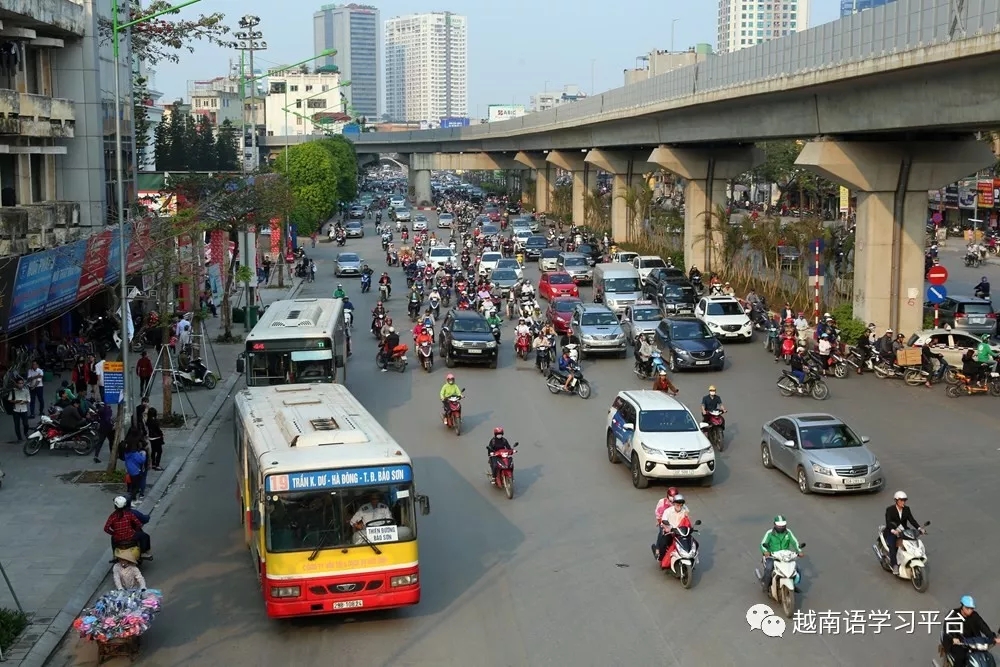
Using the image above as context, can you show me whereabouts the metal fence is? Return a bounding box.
[357,0,1000,146]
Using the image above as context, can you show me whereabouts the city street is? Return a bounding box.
[48,213,1000,667]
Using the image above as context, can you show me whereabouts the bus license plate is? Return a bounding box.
[334,600,364,610]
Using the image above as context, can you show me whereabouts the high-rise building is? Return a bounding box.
[313,4,380,122]
[840,0,894,16]
[717,0,810,54]
[385,12,467,124]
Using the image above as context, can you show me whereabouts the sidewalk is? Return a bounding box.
[0,276,304,665]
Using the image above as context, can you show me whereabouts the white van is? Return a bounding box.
[594,263,643,316]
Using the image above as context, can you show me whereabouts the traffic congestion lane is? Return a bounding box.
[47,217,1000,667]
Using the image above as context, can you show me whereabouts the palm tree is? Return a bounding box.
[694,204,744,276]
[615,185,640,243]
[584,188,609,234]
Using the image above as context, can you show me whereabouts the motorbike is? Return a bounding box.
[379,283,390,301]
[377,344,409,373]
[903,360,956,386]
[25,415,98,456]
[690,275,704,295]
[763,324,780,353]
[779,337,796,362]
[658,519,702,589]
[515,332,531,360]
[964,253,981,268]
[545,363,592,399]
[371,315,386,339]
[872,521,930,592]
[933,637,996,667]
[172,357,217,390]
[361,273,372,293]
[946,371,1000,397]
[381,237,390,251]
[535,343,553,373]
[846,346,876,374]
[872,355,906,380]
[701,410,725,452]
[443,391,464,435]
[633,350,666,380]
[418,340,434,372]
[427,298,441,320]
[755,545,806,618]
[487,442,519,499]
[407,298,422,322]
[776,365,829,400]
[809,350,849,379]
[336,234,347,247]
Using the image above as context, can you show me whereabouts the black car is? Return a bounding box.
[439,310,499,369]
[523,235,548,260]
[506,203,521,215]
[644,280,696,316]
[576,243,602,266]
[653,317,725,372]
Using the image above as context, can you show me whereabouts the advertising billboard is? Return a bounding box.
[487,105,525,123]
[440,117,470,128]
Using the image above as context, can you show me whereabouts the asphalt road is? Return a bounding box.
[48,213,1000,667]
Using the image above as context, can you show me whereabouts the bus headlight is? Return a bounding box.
[391,574,418,587]
[270,586,301,598]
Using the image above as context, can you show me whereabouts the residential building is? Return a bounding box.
[264,69,348,136]
[840,0,895,16]
[623,44,714,85]
[187,76,242,127]
[530,85,587,113]
[717,0,810,54]
[136,61,163,171]
[313,3,380,121]
[385,12,467,124]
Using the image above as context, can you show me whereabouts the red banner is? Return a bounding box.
[76,231,112,300]
[978,180,995,208]
[209,230,226,266]
[270,219,281,256]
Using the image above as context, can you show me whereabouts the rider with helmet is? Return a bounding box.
[439,373,462,421]
[974,334,996,385]
[652,368,678,395]
[486,426,513,483]
[333,284,346,299]
[974,275,991,300]
[701,386,725,421]
[104,495,151,556]
[653,494,690,562]
[883,490,923,574]
[759,515,802,591]
[379,272,392,297]
[380,327,400,371]
[635,332,656,376]
[942,595,998,667]
[789,347,807,383]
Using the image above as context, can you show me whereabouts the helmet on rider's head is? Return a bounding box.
[982,334,991,342]
[773,515,788,531]
[445,373,455,382]
[388,327,395,333]
[982,276,988,282]
[113,496,128,509]
[337,283,343,288]
[893,490,907,501]
[658,368,667,376]
[494,426,504,436]
[796,346,805,353]
[667,487,679,499]
[885,328,893,334]
[708,385,716,392]
[867,323,876,329]
[672,494,685,505]
[820,333,828,339]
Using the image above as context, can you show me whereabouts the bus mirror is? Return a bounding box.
[236,354,246,374]
[250,509,261,529]
[417,494,431,516]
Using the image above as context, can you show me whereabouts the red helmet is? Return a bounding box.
[494,426,504,436]
[667,487,679,498]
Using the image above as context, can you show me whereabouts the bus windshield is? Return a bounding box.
[266,483,417,553]
[247,347,335,385]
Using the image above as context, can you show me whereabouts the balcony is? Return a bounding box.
[0,202,82,255]
[0,90,75,139]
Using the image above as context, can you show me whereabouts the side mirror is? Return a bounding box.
[783,439,796,448]
[513,441,519,448]
[923,520,931,527]
[798,542,806,549]
[441,326,450,333]
[624,423,635,431]
[694,519,702,526]
[250,509,261,530]
[417,494,431,516]
[861,436,871,444]
[235,354,246,375]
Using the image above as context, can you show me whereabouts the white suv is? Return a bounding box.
[606,390,716,488]
[694,295,753,341]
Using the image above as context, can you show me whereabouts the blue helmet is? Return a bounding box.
[961,595,976,609]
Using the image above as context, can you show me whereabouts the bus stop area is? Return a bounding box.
[0,277,304,666]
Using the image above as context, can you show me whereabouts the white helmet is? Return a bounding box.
[113,495,129,509]
[893,490,908,501]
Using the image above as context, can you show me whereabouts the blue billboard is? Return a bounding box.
[8,250,57,330]
[440,117,470,129]
[46,240,87,315]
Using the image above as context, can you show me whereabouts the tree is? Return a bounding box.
[273,142,340,234]
[153,113,169,171]
[318,136,359,203]
[216,120,239,170]
[99,0,230,66]
[133,74,152,169]
[152,108,233,171]
[193,115,218,171]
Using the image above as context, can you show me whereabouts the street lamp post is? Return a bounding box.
[231,16,267,172]
[111,0,202,420]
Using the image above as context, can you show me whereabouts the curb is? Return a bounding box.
[15,277,304,667]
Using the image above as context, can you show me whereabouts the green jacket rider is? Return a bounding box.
[975,335,995,363]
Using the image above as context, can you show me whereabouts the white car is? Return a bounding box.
[606,390,716,488]
[438,213,454,228]
[632,255,668,283]
[695,295,753,341]
[428,247,455,269]
[908,328,1000,367]
[494,257,523,280]
[478,251,503,277]
[412,214,428,231]
[394,208,411,223]
[513,229,533,248]
[389,195,406,208]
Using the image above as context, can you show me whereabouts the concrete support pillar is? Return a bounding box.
[584,150,659,242]
[408,168,432,207]
[547,151,588,226]
[648,145,760,274]
[796,139,996,334]
[514,152,552,213]
[505,171,516,197]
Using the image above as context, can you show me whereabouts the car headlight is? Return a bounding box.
[452,340,467,348]
[870,458,881,472]
[391,574,418,587]
[485,341,496,348]
[812,464,833,476]
[675,348,691,357]
[270,586,300,598]
[640,443,661,456]
[707,322,720,329]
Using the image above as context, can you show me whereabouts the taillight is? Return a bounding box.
[955,313,966,318]
[987,313,997,319]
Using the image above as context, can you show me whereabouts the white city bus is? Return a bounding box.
[234,383,430,618]
[242,298,347,385]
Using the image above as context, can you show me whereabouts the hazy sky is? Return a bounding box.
[156,0,841,116]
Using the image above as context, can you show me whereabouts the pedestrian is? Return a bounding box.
[26,360,44,418]
[123,434,146,501]
[8,377,30,442]
[93,399,115,463]
[94,353,106,402]
[147,408,164,471]
[135,350,153,397]
[71,357,88,396]
[86,354,99,400]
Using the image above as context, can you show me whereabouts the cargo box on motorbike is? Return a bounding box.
[896,348,921,366]
[393,344,409,355]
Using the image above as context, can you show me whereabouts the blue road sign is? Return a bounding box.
[926,285,948,304]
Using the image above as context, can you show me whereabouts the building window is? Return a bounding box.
[307,99,326,109]
[305,85,313,91]
[321,85,329,92]
[30,154,45,203]
[0,154,17,206]
[290,85,298,92]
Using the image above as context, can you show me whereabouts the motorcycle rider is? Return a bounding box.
[654,487,681,524]
[816,332,833,374]
[486,310,503,333]
[557,347,578,391]
[104,495,151,556]
[746,288,762,309]
[514,317,532,343]
[653,368,679,395]
[759,515,802,592]
[920,342,946,387]
[653,494,690,563]
[942,595,999,667]
[486,426,513,484]
[440,373,462,422]
[379,327,400,372]
[883,490,923,575]
[635,332,656,376]
[379,272,392,297]
[688,264,702,283]
[333,284,346,299]
[974,276,991,300]
[532,329,552,370]
[877,328,895,362]
[855,323,876,373]
[700,386,726,424]
[975,334,996,384]
[59,396,89,434]
[789,346,808,384]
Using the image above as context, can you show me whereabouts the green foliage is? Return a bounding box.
[194,118,218,171]
[830,303,868,345]
[753,140,838,203]
[215,120,239,171]
[102,0,230,65]
[154,107,236,172]
[0,607,28,651]
[274,142,344,233]
[318,136,359,203]
[133,73,152,167]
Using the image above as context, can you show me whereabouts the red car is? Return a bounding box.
[538,271,581,300]
[546,296,582,335]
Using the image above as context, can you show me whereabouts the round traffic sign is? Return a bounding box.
[932,212,943,224]
[926,265,948,285]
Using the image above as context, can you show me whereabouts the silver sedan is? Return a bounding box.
[334,252,364,277]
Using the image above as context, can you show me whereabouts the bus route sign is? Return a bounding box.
[266,465,412,492]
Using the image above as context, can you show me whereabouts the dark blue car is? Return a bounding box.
[653,317,725,372]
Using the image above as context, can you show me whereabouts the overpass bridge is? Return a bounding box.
[260,0,1000,334]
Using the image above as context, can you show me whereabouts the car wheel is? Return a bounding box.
[445,351,456,368]
[630,452,649,489]
[796,467,811,494]
[606,430,620,464]
[618,349,627,359]
[761,443,774,469]
[488,356,498,369]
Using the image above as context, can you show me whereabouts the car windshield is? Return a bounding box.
[452,317,491,333]
[706,302,745,316]
[347,221,361,228]
[663,284,694,299]
[604,277,640,292]
[430,249,452,257]
[962,303,993,315]
[338,254,359,262]
[541,249,560,257]
[638,409,699,433]
[581,312,618,326]
[265,483,417,553]
[497,260,518,268]
[671,321,713,340]
[799,424,864,450]
[547,273,573,285]
[414,216,427,222]
[482,253,501,262]
[491,269,517,281]
[529,238,548,248]
[642,258,666,268]
[563,257,587,268]
[554,300,579,312]
[632,308,661,322]
[440,214,453,219]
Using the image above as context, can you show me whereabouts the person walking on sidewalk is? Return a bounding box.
[8,377,30,442]
[123,435,147,501]
[93,400,115,463]
[72,357,89,396]
[26,360,44,418]
[135,350,153,398]
[94,353,106,403]
[147,408,164,471]
[86,354,99,401]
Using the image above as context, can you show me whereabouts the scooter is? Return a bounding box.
[776,366,829,400]
[443,391,464,435]
[545,363,591,399]
[418,340,434,372]
[659,519,702,589]
[377,344,408,373]
[755,545,807,618]
[487,442,518,499]
[514,332,531,360]
[872,521,930,592]
[24,415,98,456]
[933,637,996,667]
[172,357,218,390]
[946,371,1000,397]
[633,350,665,380]
[701,410,725,452]
[360,273,372,293]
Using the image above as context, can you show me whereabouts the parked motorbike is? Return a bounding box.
[515,332,531,360]
[872,521,930,592]
[701,410,725,452]
[545,363,592,399]
[25,415,98,456]
[658,519,701,589]
[377,344,409,373]
[776,366,829,400]
[946,371,1000,397]
[487,441,518,499]
[418,340,434,372]
[809,351,849,379]
[172,357,217,390]
[755,546,806,618]
[443,391,464,435]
